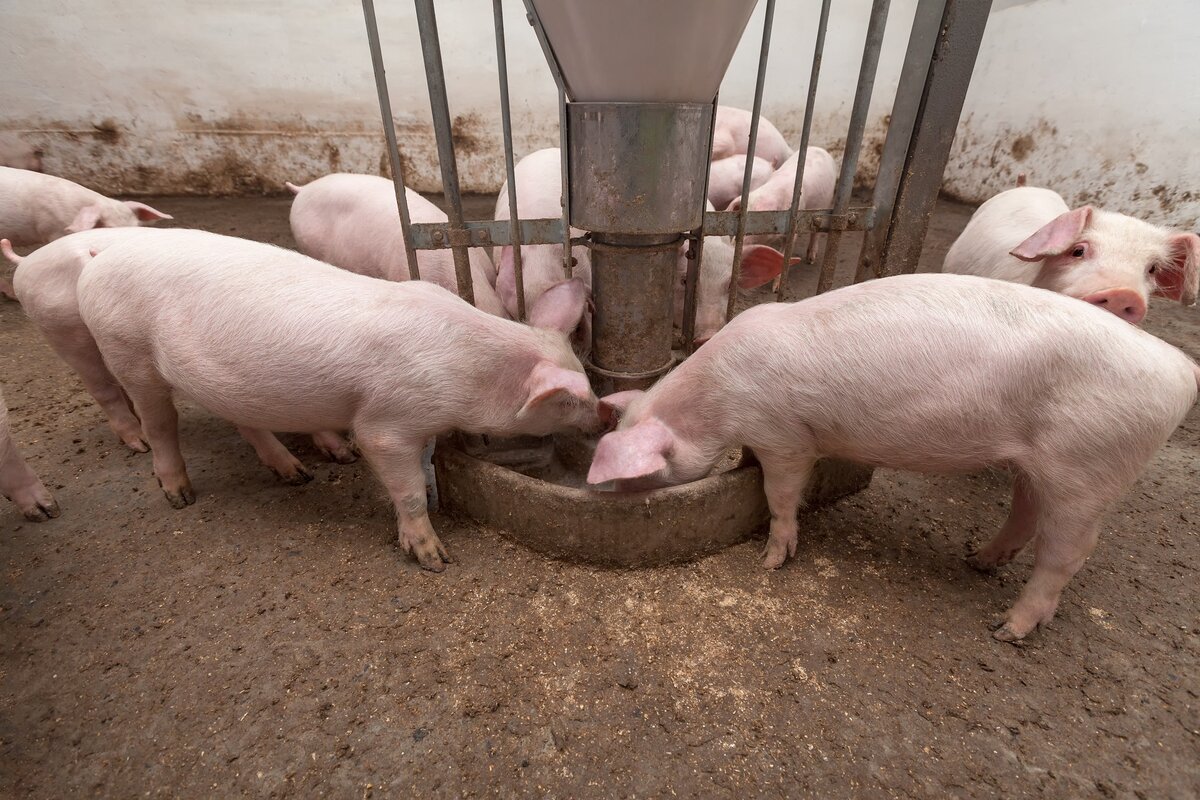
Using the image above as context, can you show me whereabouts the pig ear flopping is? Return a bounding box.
[738,245,802,289]
[65,205,104,234]
[598,390,645,428]
[1155,232,1199,307]
[587,420,674,485]
[1010,206,1093,262]
[517,360,594,419]
[528,278,588,335]
[124,201,173,222]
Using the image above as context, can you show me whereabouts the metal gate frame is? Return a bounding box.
[359,0,991,335]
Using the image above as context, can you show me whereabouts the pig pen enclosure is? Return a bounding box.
[2,1,1200,797]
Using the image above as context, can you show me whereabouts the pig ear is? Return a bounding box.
[124,201,172,222]
[518,360,594,419]
[587,420,673,485]
[598,389,645,428]
[1156,232,1200,306]
[738,245,800,289]
[1010,206,1093,262]
[528,278,588,335]
[65,205,103,234]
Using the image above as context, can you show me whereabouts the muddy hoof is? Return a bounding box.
[21,498,60,522]
[964,550,997,573]
[164,485,196,509]
[402,532,451,572]
[272,464,313,486]
[124,437,150,454]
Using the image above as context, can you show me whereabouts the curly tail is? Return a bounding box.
[285,181,304,195]
[1,239,22,266]
[1016,173,1027,187]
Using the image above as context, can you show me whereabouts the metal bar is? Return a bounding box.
[726,0,777,322]
[874,0,993,276]
[413,0,474,305]
[360,0,421,281]
[856,0,947,283]
[493,0,526,320]
[682,95,720,353]
[775,0,832,302]
[406,209,875,250]
[815,0,892,296]
[558,88,573,279]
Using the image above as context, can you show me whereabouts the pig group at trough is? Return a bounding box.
[0,103,1197,643]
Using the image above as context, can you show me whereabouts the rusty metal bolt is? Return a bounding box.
[478,229,491,243]
[432,230,444,243]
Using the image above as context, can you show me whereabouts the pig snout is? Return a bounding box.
[1081,288,1146,324]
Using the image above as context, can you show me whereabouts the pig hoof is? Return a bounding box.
[321,446,357,465]
[125,437,151,454]
[21,499,60,522]
[271,463,313,485]
[402,533,451,572]
[760,545,788,570]
[163,485,196,509]
[964,551,997,573]
[989,617,1034,643]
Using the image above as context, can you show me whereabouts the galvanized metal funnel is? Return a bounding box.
[529,0,758,102]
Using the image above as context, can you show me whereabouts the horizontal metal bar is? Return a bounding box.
[405,209,875,251]
[409,218,567,249]
[704,208,875,237]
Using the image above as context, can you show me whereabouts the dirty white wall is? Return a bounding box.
[1,0,1196,227]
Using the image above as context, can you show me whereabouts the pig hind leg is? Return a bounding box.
[759,451,817,569]
[355,425,450,572]
[119,372,194,508]
[236,427,313,485]
[990,479,1108,642]
[966,473,1039,572]
[43,326,149,452]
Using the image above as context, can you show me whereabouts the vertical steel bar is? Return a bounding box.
[874,0,993,276]
[413,0,474,305]
[726,0,777,322]
[774,0,832,302]
[681,96,720,353]
[815,0,892,295]
[856,0,947,283]
[493,0,526,320]
[361,0,421,281]
[558,88,573,279]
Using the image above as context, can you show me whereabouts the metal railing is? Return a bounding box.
[359,0,991,328]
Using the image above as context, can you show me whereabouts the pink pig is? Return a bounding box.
[727,146,838,264]
[7,231,358,469]
[286,173,508,318]
[1,385,59,522]
[943,186,1199,324]
[711,106,792,168]
[0,133,43,172]
[494,148,594,350]
[75,229,601,571]
[589,273,1200,642]
[708,155,775,211]
[0,166,171,247]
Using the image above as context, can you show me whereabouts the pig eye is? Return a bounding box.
[1070,245,1086,258]
[1147,264,1157,275]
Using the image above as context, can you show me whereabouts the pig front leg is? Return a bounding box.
[966,474,1039,572]
[0,441,59,521]
[356,427,450,572]
[236,427,313,485]
[991,491,1104,643]
[310,430,358,464]
[758,452,816,569]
